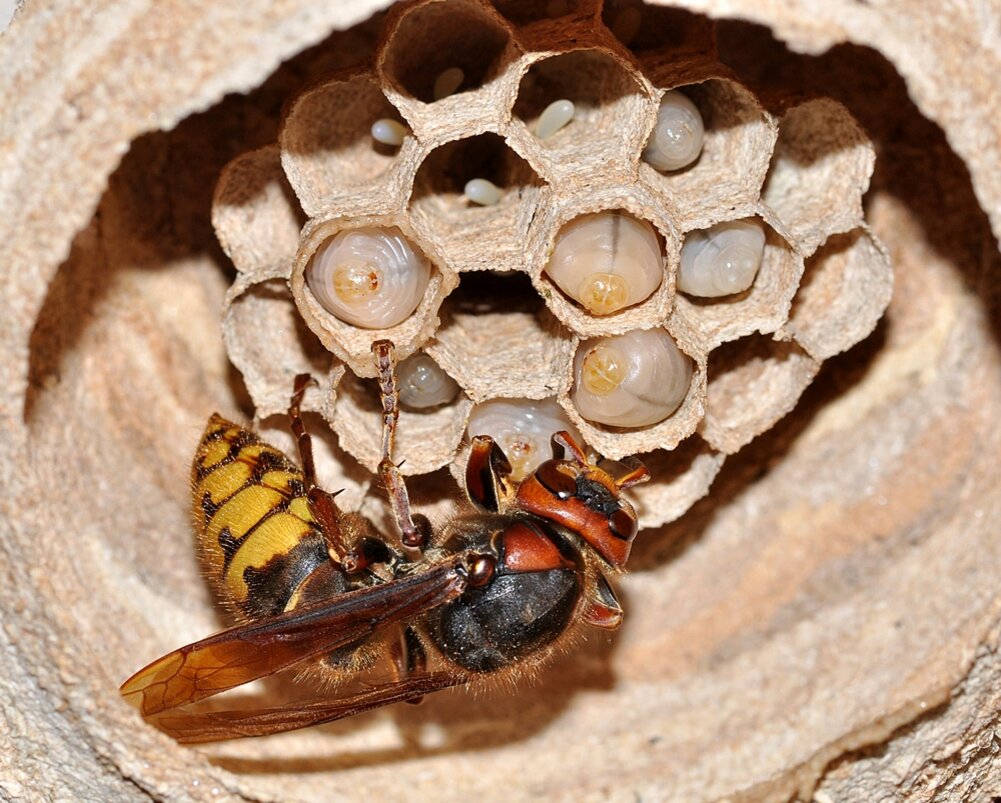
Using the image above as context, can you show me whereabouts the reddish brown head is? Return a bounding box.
[465,431,649,568]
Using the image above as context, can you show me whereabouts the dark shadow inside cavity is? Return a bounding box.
[706,332,806,387]
[383,0,512,103]
[410,133,542,212]
[601,0,714,54]
[513,50,643,137]
[491,0,582,26]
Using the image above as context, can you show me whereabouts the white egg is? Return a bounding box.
[370,118,409,147]
[467,398,581,480]
[464,178,503,206]
[306,227,431,329]
[545,211,663,316]
[643,89,705,172]
[678,219,766,297]
[572,329,692,427]
[535,99,575,140]
[433,67,465,100]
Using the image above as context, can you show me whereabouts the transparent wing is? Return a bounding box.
[121,560,467,717]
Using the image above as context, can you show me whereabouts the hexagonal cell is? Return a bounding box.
[762,98,875,257]
[212,145,305,280]
[526,181,680,337]
[223,277,342,420]
[699,334,819,454]
[426,272,576,403]
[290,214,458,378]
[558,326,706,460]
[669,210,803,354]
[279,73,418,218]
[601,1,715,60]
[629,436,725,529]
[379,0,516,109]
[409,133,545,274]
[329,369,472,476]
[509,48,654,181]
[785,227,892,361]
[639,76,777,227]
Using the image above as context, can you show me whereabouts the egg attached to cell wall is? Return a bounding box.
[467,398,581,480]
[572,329,692,428]
[544,211,664,316]
[678,219,766,298]
[306,227,432,329]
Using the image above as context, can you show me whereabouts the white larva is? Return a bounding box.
[433,67,465,101]
[306,226,431,329]
[535,99,575,140]
[464,178,503,206]
[642,90,705,172]
[678,218,766,297]
[544,211,663,316]
[370,118,409,147]
[467,398,581,480]
[572,329,692,428]
[397,353,460,410]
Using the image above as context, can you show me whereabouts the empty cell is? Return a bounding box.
[762,98,874,256]
[212,145,305,277]
[491,0,582,25]
[787,228,892,361]
[699,334,819,454]
[223,279,334,419]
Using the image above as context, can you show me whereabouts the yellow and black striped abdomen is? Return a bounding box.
[192,414,331,621]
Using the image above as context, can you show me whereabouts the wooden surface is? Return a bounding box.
[1,1,999,800]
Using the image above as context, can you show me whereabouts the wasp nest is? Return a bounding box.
[212,0,890,529]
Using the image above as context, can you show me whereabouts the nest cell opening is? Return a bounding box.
[513,49,650,168]
[280,75,408,214]
[427,271,577,403]
[381,0,514,104]
[670,215,801,352]
[786,228,892,361]
[224,279,334,418]
[640,78,774,224]
[409,133,544,272]
[762,98,873,256]
[699,333,819,454]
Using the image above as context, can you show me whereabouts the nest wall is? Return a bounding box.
[1,1,1000,801]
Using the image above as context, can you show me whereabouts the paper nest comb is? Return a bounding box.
[210,0,891,530]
